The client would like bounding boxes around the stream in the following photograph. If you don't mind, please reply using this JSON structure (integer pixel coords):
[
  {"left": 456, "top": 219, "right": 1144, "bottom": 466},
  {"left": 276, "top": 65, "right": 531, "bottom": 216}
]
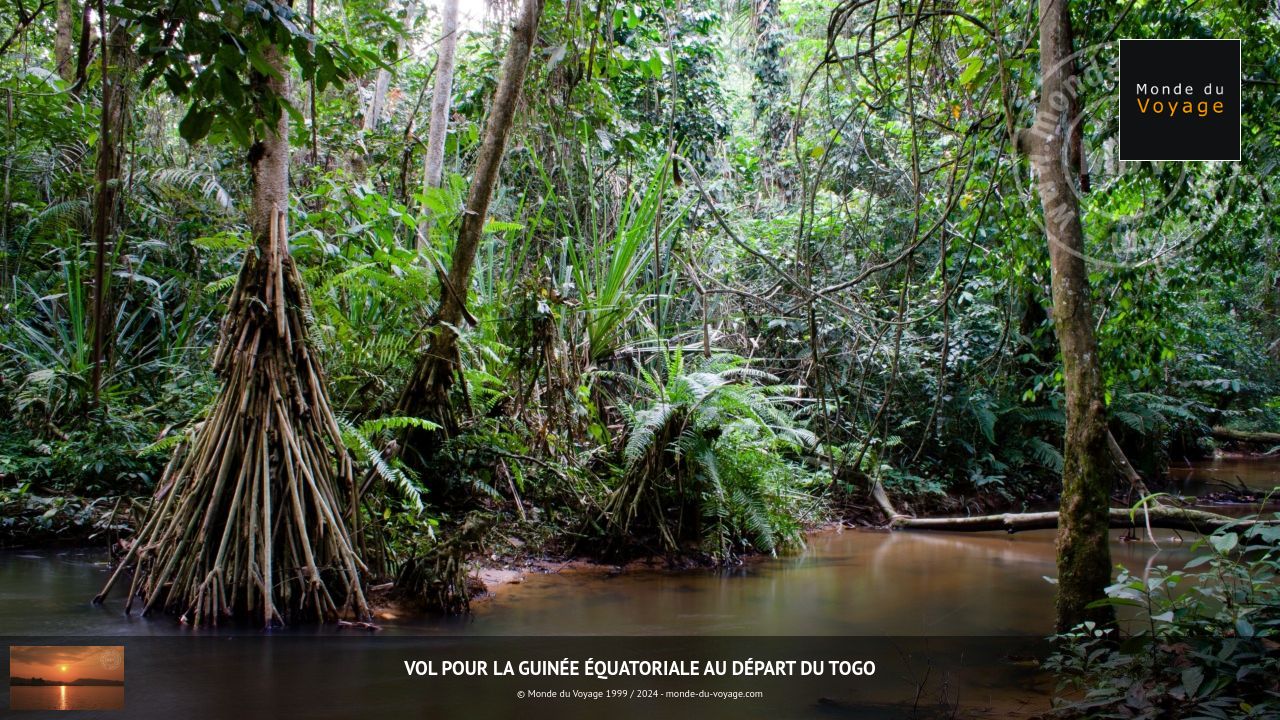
[{"left": 1, "top": 456, "right": 1276, "bottom": 718}]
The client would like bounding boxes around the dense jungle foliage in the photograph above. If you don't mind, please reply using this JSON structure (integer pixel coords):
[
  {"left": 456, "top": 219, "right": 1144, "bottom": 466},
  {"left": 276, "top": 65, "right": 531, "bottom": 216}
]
[{"left": 1, "top": 0, "right": 1279, "bottom": 644}]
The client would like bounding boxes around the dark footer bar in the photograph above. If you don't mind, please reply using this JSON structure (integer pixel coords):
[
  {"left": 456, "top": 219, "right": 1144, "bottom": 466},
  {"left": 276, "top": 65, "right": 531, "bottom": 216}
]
[{"left": 3, "top": 635, "right": 1052, "bottom": 719}]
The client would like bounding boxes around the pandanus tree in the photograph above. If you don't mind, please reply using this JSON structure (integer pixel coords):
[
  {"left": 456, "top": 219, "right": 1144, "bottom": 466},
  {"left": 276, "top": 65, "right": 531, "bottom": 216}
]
[
  {"left": 95, "top": 0, "right": 371, "bottom": 625},
  {"left": 396, "top": 0, "right": 545, "bottom": 468}
]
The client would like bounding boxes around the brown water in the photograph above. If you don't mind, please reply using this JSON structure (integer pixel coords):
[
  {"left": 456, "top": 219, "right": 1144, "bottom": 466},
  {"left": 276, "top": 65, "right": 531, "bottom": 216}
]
[
  {"left": 2, "top": 530, "right": 1117, "bottom": 718},
  {"left": 462, "top": 528, "right": 1189, "bottom": 637},
  {"left": 9, "top": 685, "right": 124, "bottom": 710},
  {"left": 0, "top": 527, "right": 1193, "bottom": 638},
  {"left": 1169, "top": 453, "right": 1280, "bottom": 495}
]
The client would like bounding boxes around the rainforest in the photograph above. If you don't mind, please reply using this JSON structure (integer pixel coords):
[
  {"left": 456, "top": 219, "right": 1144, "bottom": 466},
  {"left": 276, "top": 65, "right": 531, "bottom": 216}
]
[{"left": 1, "top": 0, "right": 1278, "bottom": 717}]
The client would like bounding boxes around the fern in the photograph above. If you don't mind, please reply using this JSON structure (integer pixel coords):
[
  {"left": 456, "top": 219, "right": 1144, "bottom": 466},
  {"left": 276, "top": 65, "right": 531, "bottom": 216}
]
[
  {"left": 1005, "top": 405, "right": 1066, "bottom": 426},
  {"left": 339, "top": 417, "right": 428, "bottom": 514},
  {"left": 202, "top": 275, "right": 239, "bottom": 297},
  {"left": 1113, "top": 410, "right": 1147, "bottom": 434},
  {"left": 970, "top": 397, "right": 997, "bottom": 444},
  {"left": 11, "top": 200, "right": 89, "bottom": 246},
  {"left": 137, "top": 168, "right": 235, "bottom": 211},
  {"left": 140, "top": 432, "right": 188, "bottom": 457},
  {"left": 1026, "top": 437, "right": 1065, "bottom": 473},
  {"left": 602, "top": 348, "right": 819, "bottom": 562},
  {"left": 357, "top": 415, "right": 440, "bottom": 437}
]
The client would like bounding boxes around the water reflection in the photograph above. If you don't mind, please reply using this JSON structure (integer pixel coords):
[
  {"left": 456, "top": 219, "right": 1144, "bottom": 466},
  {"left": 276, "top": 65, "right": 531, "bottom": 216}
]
[
  {"left": 1168, "top": 454, "right": 1280, "bottom": 494},
  {"left": 467, "top": 528, "right": 1191, "bottom": 637}
]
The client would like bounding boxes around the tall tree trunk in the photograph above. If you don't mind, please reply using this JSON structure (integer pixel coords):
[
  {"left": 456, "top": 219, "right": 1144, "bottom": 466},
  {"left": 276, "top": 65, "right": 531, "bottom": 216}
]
[
  {"left": 363, "top": 0, "right": 418, "bottom": 135},
  {"left": 72, "top": 0, "right": 93, "bottom": 93},
  {"left": 422, "top": 0, "right": 459, "bottom": 195},
  {"left": 54, "top": 0, "right": 75, "bottom": 82},
  {"left": 1018, "top": 0, "right": 1114, "bottom": 632},
  {"left": 397, "top": 0, "right": 543, "bottom": 468},
  {"left": 415, "top": 0, "right": 460, "bottom": 251},
  {"left": 250, "top": 49, "right": 291, "bottom": 251},
  {"left": 751, "top": 0, "right": 787, "bottom": 190},
  {"left": 96, "top": 41, "right": 369, "bottom": 627},
  {"left": 87, "top": 10, "right": 132, "bottom": 405},
  {"left": 362, "top": 69, "right": 391, "bottom": 132}
]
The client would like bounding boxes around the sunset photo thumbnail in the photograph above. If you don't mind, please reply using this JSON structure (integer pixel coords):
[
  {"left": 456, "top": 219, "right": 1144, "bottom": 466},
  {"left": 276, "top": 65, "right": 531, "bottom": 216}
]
[{"left": 9, "top": 646, "right": 124, "bottom": 711}]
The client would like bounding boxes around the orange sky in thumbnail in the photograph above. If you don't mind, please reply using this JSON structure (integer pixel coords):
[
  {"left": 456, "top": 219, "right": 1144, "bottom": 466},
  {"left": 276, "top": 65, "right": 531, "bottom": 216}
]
[{"left": 9, "top": 646, "right": 124, "bottom": 683}]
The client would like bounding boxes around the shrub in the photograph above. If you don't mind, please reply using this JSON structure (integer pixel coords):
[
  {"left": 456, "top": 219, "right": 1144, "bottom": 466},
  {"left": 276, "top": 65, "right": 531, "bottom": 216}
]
[
  {"left": 602, "top": 349, "right": 821, "bottom": 561},
  {"left": 1046, "top": 511, "right": 1280, "bottom": 719}
]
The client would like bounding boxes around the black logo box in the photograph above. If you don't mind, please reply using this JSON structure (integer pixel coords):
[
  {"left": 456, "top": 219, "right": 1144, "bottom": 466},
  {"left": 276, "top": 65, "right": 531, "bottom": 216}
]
[{"left": 1119, "top": 38, "right": 1241, "bottom": 162}]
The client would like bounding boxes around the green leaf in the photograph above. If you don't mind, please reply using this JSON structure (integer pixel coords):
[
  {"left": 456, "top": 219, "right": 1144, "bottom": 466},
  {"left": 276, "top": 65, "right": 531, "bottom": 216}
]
[
  {"left": 315, "top": 44, "right": 338, "bottom": 91},
  {"left": 419, "top": 186, "right": 454, "bottom": 217},
  {"left": 247, "top": 44, "right": 282, "bottom": 80},
  {"left": 1210, "top": 532, "right": 1238, "bottom": 554},
  {"left": 218, "top": 67, "right": 245, "bottom": 107},
  {"left": 178, "top": 105, "right": 214, "bottom": 144},
  {"left": 483, "top": 220, "right": 524, "bottom": 234},
  {"left": 163, "top": 70, "right": 188, "bottom": 97},
  {"left": 1183, "top": 554, "right": 1213, "bottom": 569},
  {"left": 958, "top": 56, "right": 982, "bottom": 86},
  {"left": 1181, "top": 666, "right": 1204, "bottom": 698},
  {"left": 215, "top": 43, "right": 243, "bottom": 68}
]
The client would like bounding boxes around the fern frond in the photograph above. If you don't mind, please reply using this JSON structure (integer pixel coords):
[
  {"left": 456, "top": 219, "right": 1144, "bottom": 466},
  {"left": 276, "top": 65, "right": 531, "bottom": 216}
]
[
  {"left": 1025, "top": 437, "right": 1064, "bottom": 472},
  {"left": 339, "top": 417, "right": 425, "bottom": 513}
]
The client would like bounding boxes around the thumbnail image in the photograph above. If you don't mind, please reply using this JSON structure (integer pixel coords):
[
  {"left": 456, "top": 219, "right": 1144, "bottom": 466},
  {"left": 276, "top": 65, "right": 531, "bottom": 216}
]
[{"left": 9, "top": 646, "right": 124, "bottom": 711}]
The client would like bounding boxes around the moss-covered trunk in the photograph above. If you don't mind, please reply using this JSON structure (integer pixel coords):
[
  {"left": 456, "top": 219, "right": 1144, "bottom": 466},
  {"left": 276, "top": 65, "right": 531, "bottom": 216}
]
[{"left": 1020, "top": 0, "right": 1115, "bottom": 632}]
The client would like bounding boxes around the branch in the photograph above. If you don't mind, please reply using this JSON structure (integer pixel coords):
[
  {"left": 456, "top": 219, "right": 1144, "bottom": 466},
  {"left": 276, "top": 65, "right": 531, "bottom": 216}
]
[{"left": 0, "top": 0, "right": 54, "bottom": 56}]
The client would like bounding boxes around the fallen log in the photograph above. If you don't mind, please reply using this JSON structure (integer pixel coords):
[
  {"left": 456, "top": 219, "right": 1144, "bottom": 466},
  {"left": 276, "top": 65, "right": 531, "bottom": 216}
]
[
  {"left": 888, "top": 506, "right": 1268, "bottom": 535},
  {"left": 870, "top": 474, "right": 1267, "bottom": 535},
  {"left": 1211, "top": 427, "right": 1280, "bottom": 445}
]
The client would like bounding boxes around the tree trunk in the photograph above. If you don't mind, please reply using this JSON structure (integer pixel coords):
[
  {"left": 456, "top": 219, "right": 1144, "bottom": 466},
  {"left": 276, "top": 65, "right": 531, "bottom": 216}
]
[
  {"left": 95, "top": 42, "right": 369, "bottom": 627},
  {"left": 871, "top": 470, "right": 1259, "bottom": 539},
  {"left": 87, "top": 12, "right": 132, "bottom": 405},
  {"left": 1018, "top": 0, "right": 1114, "bottom": 633},
  {"left": 751, "top": 0, "right": 788, "bottom": 190},
  {"left": 417, "top": 0, "right": 459, "bottom": 253},
  {"left": 423, "top": 0, "right": 459, "bottom": 190},
  {"left": 250, "top": 49, "right": 291, "bottom": 249},
  {"left": 1108, "top": 429, "right": 1152, "bottom": 499},
  {"left": 362, "top": 69, "right": 391, "bottom": 132},
  {"left": 363, "top": 1, "right": 417, "bottom": 135},
  {"left": 1211, "top": 427, "right": 1280, "bottom": 445},
  {"left": 72, "top": 0, "right": 94, "bottom": 93},
  {"left": 54, "top": 0, "right": 75, "bottom": 82},
  {"left": 397, "top": 0, "right": 543, "bottom": 467}
]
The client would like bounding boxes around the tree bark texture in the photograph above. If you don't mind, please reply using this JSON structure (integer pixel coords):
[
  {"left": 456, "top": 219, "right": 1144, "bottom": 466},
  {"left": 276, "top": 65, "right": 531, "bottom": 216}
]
[
  {"left": 397, "top": 0, "right": 543, "bottom": 467},
  {"left": 423, "top": 0, "right": 459, "bottom": 189},
  {"left": 885, "top": 506, "right": 1266, "bottom": 535},
  {"left": 87, "top": 15, "right": 133, "bottom": 405},
  {"left": 54, "top": 0, "right": 75, "bottom": 82},
  {"left": 417, "top": 0, "right": 460, "bottom": 251},
  {"left": 1211, "top": 427, "right": 1280, "bottom": 445},
  {"left": 1021, "top": 0, "right": 1115, "bottom": 633}
]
